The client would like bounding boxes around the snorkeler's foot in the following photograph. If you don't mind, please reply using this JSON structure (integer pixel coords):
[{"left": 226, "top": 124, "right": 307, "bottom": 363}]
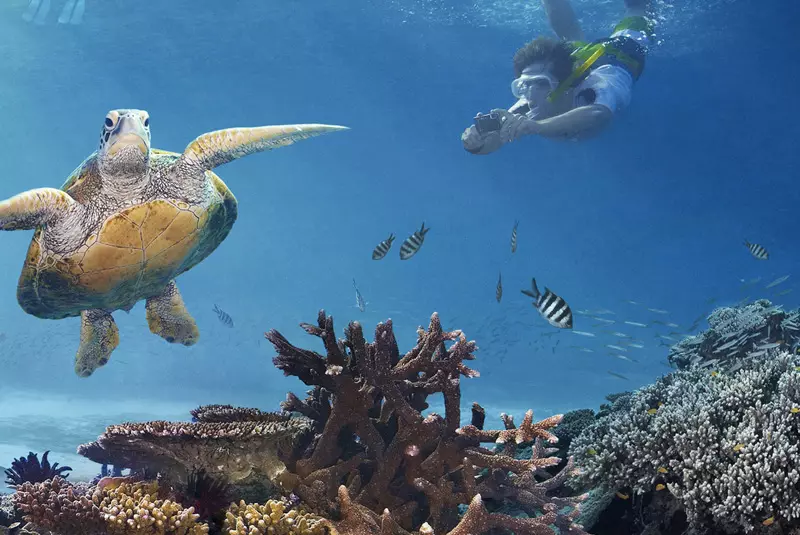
[
  {"left": 145, "top": 281, "right": 199, "bottom": 346},
  {"left": 75, "top": 309, "right": 119, "bottom": 377}
]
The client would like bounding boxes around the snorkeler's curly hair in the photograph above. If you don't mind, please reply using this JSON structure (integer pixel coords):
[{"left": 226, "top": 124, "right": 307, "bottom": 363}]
[{"left": 513, "top": 37, "right": 574, "bottom": 81}]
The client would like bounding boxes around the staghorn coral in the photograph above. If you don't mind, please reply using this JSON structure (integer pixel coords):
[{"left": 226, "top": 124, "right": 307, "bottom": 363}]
[
  {"left": 77, "top": 415, "right": 312, "bottom": 496},
  {"left": 223, "top": 497, "right": 329, "bottom": 535},
  {"left": 13, "top": 476, "right": 207, "bottom": 535},
  {"left": 266, "top": 310, "right": 588, "bottom": 535},
  {"left": 569, "top": 352, "right": 800, "bottom": 533},
  {"left": 4, "top": 452, "right": 71, "bottom": 487},
  {"left": 668, "top": 299, "right": 800, "bottom": 372}
]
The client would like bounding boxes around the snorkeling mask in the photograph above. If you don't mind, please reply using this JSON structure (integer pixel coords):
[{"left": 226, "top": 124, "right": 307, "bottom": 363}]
[{"left": 511, "top": 72, "right": 559, "bottom": 102}]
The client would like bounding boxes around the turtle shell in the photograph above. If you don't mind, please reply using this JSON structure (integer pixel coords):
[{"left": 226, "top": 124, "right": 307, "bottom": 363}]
[{"left": 17, "top": 151, "right": 238, "bottom": 319}]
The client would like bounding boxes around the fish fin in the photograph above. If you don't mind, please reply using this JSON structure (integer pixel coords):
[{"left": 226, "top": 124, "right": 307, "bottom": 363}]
[
  {"left": 70, "top": 0, "right": 84, "bottom": 24},
  {"left": 531, "top": 278, "right": 541, "bottom": 299},
  {"left": 33, "top": 0, "right": 50, "bottom": 25},
  {"left": 58, "top": 0, "right": 76, "bottom": 23},
  {"left": 22, "top": 0, "right": 41, "bottom": 22}
]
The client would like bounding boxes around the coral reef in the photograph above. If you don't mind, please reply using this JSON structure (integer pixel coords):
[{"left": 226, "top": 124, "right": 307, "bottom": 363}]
[
  {"left": 223, "top": 498, "right": 328, "bottom": 535},
  {"left": 266, "top": 310, "right": 588, "bottom": 535},
  {"left": 13, "top": 476, "right": 207, "bottom": 535},
  {"left": 668, "top": 299, "right": 800, "bottom": 372},
  {"left": 569, "top": 351, "right": 800, "bottom": 533},
  {"left": 190, "top": 405, "right": 289, "bottom": 424},
  {"left": 4, "top": 452, "right": 71, "bottom": 487},
  {"left": 77, "top": 414, "right": 312, "bottom": 498}
]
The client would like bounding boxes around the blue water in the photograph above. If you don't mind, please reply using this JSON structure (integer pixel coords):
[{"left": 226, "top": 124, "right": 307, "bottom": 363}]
[{"left": 0, "top": 0, "right": 799, "bottom": 479}]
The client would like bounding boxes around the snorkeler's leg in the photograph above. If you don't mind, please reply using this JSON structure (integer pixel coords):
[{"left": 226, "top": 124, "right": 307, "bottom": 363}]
[
  {"left": 75, "top": 309, "right": 119, "bottom": 377},
  {"left": 541, "top": 0, "right": 584, "bottom": 41},
  {"left": 145, "top": 281, "right": 199, "bottom": 346}
]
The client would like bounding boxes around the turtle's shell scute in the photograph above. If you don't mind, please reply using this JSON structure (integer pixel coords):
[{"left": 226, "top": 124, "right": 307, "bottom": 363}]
[{"left": 17, "top": 155, "right": 237, "bottom": 319}]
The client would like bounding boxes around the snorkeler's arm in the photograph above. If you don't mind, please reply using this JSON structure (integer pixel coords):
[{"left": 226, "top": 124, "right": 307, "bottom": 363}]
[
  {"left": 461, "top": 103, "right": 530, "bottom": 154},
  {"left": 542, "top": 0, "right": 584, "bottom": 41},
  {"left": 523, "top": 104, "right": 613, "bottom": 140}
]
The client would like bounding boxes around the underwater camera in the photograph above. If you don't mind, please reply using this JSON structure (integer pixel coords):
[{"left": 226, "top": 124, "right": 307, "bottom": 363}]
[{"left": 474, "top": 112, "right": 506, "bottom": 135}]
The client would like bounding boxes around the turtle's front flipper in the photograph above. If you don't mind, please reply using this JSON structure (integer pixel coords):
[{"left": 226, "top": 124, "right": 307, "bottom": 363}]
[
  {"left": 145, "top": 281, "right": 199, "bottom": 346},
  {"left": 180, "top": 124, "right": 349, "bottom": 171},
  {"left": 75, "top": 309, "right": 119, "bottom": 377},
  {"left": 0, "top": 187, "right": 76, "bottom": 230}
]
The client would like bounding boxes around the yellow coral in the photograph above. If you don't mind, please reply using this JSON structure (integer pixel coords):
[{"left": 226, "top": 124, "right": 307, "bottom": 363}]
[
  {"left": 95, "top": 481, "right": 208, "bottom": 535},
  {"left": 223, "top": 499, "right": 330, "bottom": 535}
]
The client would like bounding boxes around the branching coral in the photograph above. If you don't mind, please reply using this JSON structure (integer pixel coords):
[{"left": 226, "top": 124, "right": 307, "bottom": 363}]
[
  {"left": 77, "top": 415, "right": 312, "bottom": 495},
  {"left": 266, "top": 310, "right": 587, "bottom": 535},
  {"left": 13, "top": 476, "right": 207, "bottom": 535},
  {"left": 223, "top": 498, "right": 329, "bottom": 535},
  {"left": 4, "top": 452, "right": 71, "bottom": 487},
  {"left": 668, "top": 299, "right": 800, "bottom": 372},
  {"left": 569, "top": 352, "right": 800, "bottom": 533}
]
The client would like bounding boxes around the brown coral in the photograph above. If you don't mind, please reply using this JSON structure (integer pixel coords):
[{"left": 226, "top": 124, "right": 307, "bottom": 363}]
[
  {"left": 265, "top": 311, "right": 588, "bottom": 535},
  {"left": 190, "top": 405, "right": 289, "bottom": 424}
]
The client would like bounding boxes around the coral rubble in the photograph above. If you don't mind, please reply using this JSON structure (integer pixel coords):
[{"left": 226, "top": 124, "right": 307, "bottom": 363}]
[
  {"left": 4, "top": 452, "right": 71, "bottom": 488},
  {"left": 668, "top": 299, "right": 800, "bottom": 372},
  {"left": 266, "top": 310, "right": 588, "bottom": 535},
  {"left": 570, "top": 352, "right": 800, "bottom": 533}
]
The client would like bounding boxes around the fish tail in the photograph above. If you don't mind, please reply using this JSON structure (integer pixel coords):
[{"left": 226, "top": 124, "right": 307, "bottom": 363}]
[
  {"left": 420, "top": 221, "right": 429, "bottom": 235},
  {"left": 388, "top": 233, "right": 395, "bottom": 242}
]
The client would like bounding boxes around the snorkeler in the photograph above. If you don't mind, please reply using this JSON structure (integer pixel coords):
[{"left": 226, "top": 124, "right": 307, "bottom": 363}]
[
  {"left": 23, "top": 0, "right": 85, "bottom": 25},
  {"left": 461, "top": 0, "right": 654, "bottom": 154}
]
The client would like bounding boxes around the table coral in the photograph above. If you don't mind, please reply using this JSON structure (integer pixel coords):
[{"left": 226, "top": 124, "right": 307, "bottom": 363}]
[{"left": 266, "top": 310, "right": 588, "bottom": 535}]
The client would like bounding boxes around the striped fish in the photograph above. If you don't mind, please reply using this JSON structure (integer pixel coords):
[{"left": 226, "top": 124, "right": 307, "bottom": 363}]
[
  {"left": 496, "top": 272, "right": 503, "bottom": 303},
  {"left": 510, "top": 220, "right": 519, "bottom": 253},
  {"left": 744, "top": 240, "right": 769, "bottom": 260},
  {"left": 371, "top": 233, "right": 395, "bottom": 260},
  {"left": 521, "top": 278, "right": 573, "bottom": 329},
  {"left": 399, "top": 222, "right": 429, "bottom": 260},
  {"left": 212, "top": 304, "right": 234, "bottom": 328}
]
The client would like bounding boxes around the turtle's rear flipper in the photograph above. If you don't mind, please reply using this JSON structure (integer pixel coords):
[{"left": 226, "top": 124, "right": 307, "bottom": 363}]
[
  {"left": 179, "top": 123, "right": 349, "bottom": 171},
  {"left": 0, "top": 187, "right": 76, "bottom": 230},
  {"left": 75, "top": 309, "right": 119, "bottom": 377},
  {"left": 145, "top": 281, "right": 199, "bottom": 346}
]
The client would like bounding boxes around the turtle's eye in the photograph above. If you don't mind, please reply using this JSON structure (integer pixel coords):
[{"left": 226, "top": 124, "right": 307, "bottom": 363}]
[
  {"left": 104, "top": 117, "right": 115, "bottom": 129},
  {"left": 143, "top": 117, "right": 149, "bottom": 128}
]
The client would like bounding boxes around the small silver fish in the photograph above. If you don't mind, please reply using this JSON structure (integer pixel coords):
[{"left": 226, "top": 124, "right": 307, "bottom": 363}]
[
  {"left": 624, "top": 321, "right": 648, "bottom": 327},
  {"left": 572, "top": 330, "right": 595, "bottom": 337},
  {"left": 658, "top": 334, "right": 676, "bottom": 341},
  {"left": 744, "top": 240, "right": 769, "bottom": 260},
  {"left": 353, "top": 279, "right": 367, "bottom": 312},
  {"left": 756, "top": 342, "right": 782, "bottom": 350},
  {"left": 607, "top": 371, "right": 629, "bottom": 380},
  {"left": 213, "top": 304, "right": 234, "bottom": 327},
  {"left": 776, "top": 289, "right": 794, "bottom": 297},
  {"left": 611, "top": 354, "right": 635, "bottom": 362},
  {"left": 591, "top": 317, "right": 616, "bottom": 324},
  {"left": 648, "top": 308, "right": 669, "bottom": 314},
  {"left": 510, "top": 220, "right": 519, "bottom": 253},
  {"left": 400, "top": 222, "right": 429, "bottom": 260},
  {"left": 606, "top": 344, "right": 628, "bottom": 352},
  {"left": 627, "top": 343, "right": 645, "bottom": 349},
  {"left": 496, "top": 272, "right": 503, "bottom": 303},
  {"left": 610, "top": 332, "right": 631, "bottom": 338},
  {"left": 666, "top": 322, "right": 680, "bottom": 328},
  {"left": 765, "top": 275, "right": 790, "bottom": 289},
  {"left": 625, "top": 300, "right": 640, "bottom": 305},
  {"left": 372, "top": 233, "right": 395, "bottom": 260}
]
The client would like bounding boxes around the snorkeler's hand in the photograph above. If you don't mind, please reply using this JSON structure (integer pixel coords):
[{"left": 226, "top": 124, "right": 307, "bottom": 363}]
[{"left": 461, "top": 125, "right": 485, "bottom": 152}]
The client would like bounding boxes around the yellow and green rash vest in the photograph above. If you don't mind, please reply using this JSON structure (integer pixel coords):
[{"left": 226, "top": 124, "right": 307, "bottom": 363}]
[{"left": 547, "top": 15, "right": 654, "bottom": 104}]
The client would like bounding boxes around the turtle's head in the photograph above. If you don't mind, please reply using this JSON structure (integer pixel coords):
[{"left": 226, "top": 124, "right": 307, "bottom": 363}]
[{"left": 98, "top": 109, "right": 151, "bottom": 177}]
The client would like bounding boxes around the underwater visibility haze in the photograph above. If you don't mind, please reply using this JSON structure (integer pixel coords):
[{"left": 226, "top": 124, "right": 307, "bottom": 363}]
[{"left": 0, "top": 0, "right": 799, "bottom": 533}]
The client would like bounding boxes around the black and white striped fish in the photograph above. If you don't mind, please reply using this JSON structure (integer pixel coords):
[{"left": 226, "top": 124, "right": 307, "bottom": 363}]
[
  {"left": 371, "top": 233, "right": 395, "bottom": 260},
  {"left": 521, "top": 278, "right": 573, "bottom": 329},
  {"left": 213, "top": 304, "right": 234, "bottom": 327},
  {"left": 744, "top": 240, "right": 769, "bottom": 260},
  {"left": 353, "top": 279, "right": 367, "bottom": 312},
  {"left": 510, "top": 220, "right": 519, "bottom": 253},
  {"left": 399, "top": 222, "right": 429, "bottom": 260},
  {"left": 496, "top": 272, "right": 503, "bottom": 303}
]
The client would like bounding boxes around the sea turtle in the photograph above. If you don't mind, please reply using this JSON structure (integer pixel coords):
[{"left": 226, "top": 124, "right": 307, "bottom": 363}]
[{"left": 0, "top": 109, "right": 346, "bottom": 377}]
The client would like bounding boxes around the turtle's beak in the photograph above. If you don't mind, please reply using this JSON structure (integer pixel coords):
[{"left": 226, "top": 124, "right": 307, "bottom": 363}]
[{"left": 107, "top": 116, "right": 149, "bottom": 157}]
